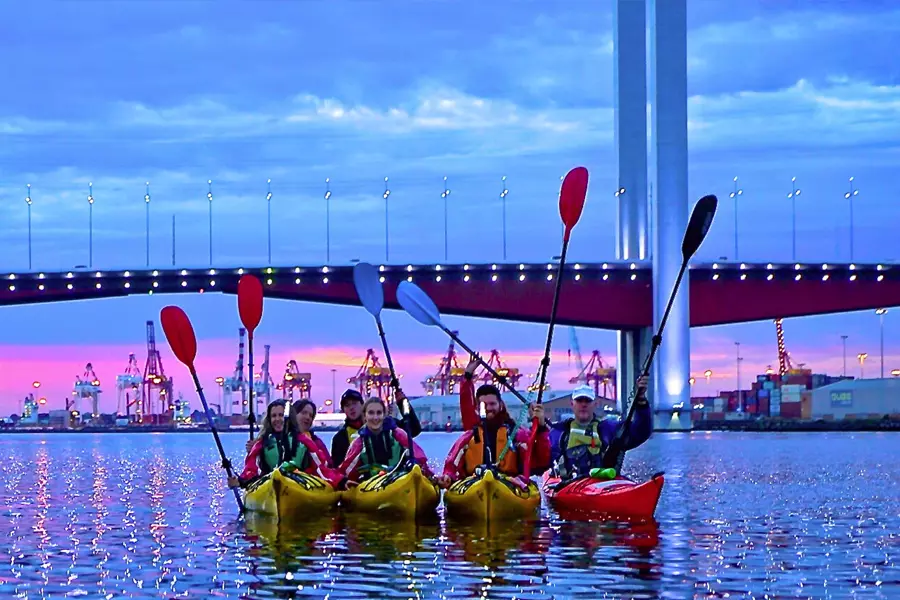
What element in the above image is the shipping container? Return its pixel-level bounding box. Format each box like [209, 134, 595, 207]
[713, 397, 725, 412]
[759, 398, 770, 416]
[801, 395, 812, 419]
[780, 402, 802, 419]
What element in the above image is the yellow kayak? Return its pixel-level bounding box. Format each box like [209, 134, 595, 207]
[242, 468, 339, 521]
[444, 467, 541, 522]
[341, 463, 439, 518]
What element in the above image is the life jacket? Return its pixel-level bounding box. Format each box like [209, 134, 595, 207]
[463, 422, 518, 476]
[359, 429, 404, 478]
[261, 432, 294, 474]
[555, 418, 604, 479]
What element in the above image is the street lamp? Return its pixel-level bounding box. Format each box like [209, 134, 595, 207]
[729, 177, 743, 261]
[144, 182, 151, 267]
[215, 376, 225, 415]
[207, 180, 213, 266]
[787, 177, 801, 262]
[331, 368, 337, 411]
[857, 352, 868, 379]
[891, 369, 900, 377]
[735, 342, 743, 412]
[33, 381, 41, 389]
[383, 177, 391, 262]
[25, 184, 32, 270]
[876, 309, 887, 378]
[266, 179, 272, 264]
[844, 177, 859, 262]
[841, 335, 848, 376]
[87, 182, 95, 268]
[324, 178, 332, 263]
[704, 369, 713, 383]
[441, 176, 451, 262]
[500, 176, 509, 260]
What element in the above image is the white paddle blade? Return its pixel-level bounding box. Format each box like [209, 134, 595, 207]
[353, 262, 384, 316]
[396, 281, 443, 327]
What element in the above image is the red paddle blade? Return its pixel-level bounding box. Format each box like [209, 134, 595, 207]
[237, 274, 264, 333]
[559, 166, 589, 238]
[160, 305, 198, 367]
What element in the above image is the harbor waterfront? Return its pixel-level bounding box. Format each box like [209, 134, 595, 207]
[1, 431, 897, 598]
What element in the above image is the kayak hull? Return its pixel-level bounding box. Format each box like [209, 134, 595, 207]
[543, 473, 664, 520]
[342, 464, 439, 518]
[445, 468, 540, 522]
[242, 469, 339, 520]
[272, 468, 340, 522]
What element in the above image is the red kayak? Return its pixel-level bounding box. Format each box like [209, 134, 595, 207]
[542, 472, 664, 521]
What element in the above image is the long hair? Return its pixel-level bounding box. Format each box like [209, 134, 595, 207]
[256, 400, 298, 456]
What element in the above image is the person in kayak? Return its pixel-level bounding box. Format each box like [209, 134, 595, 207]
[228, 399, 297, 488]
[547, 377, 652, 480]
[331, 388, 422, 465]
[278, 399, 345, 488]
[338, 397, 432, 483]
[435, 356, 550, 489]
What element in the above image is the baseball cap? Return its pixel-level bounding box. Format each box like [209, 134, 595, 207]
[340, 389, 363, 408]
[572, 385, 595, 402]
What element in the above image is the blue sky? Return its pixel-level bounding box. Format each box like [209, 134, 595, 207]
[1, 0, 899, 412]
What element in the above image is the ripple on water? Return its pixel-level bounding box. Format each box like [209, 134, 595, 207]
[0, 431, 899, 598]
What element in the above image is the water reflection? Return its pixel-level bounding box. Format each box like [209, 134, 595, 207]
[0, 432, 897, 598]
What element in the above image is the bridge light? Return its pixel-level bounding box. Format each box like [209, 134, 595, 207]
[322, 266, 329, 273]
[849, 264, 856, 270]
[266, 278, 273, 285]
[210, 280, 216, 286]
[181, 281, 187, 287]
[850, 274, 857, 281]
[519, 274, 525, 281]
[795, 274, 802, 281]
[38, 284, 45, 291]
[877, 264, 883, 271]
[379, 276, 385, 283]
[713, 263, 719, 269]
[66, 272, 73, 278]
[574, 264, 581, 270]
[492, 274, 498, 282]
[491, 264, 497, 270]
[767, 274, 774, 281]
[766, 263, 773, 270]
[631, 274, 637, 281]
[464, 264, 470, 271]
[153, 281, 159, 287]
[602, 263, 608, 269]
[519, 264, 525, 270]
[712, 274, 719, 280]
[406, 265, 413, 272]
[547, 273, 553, 281]
[878, 275, 884, 282]
[294, 278, 300, 284]
[822, 264, 828, 270]
[181, 269, 188, 275]
[603, 274, 609, 281]
[435, 265, 442, 271]
[435, 275, 441, 282]
[38, 273, 45, 279]
[407, 276, 413, 282]
[822, 274, 829, 281]
[547, 263, 553, 270]
[740, 263, 746, 270]
[379, 265, 385, 272]
[740, 274, 747, 281]
[124, 282, 130, 288]
[464, 274, 470, 282]
[630, 263, 636, 270]
[8, 285, 14, 291]
[67, 283, 73, 290]
[794, 264, 802, 270]
[575, 273, 581, 281]
[238, 268, 244, 274]
[323, 277, 329, 284]
[96, 283, 101, 289]
[95, 271, 101, 278]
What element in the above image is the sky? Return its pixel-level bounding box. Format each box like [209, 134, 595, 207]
[1, 0, 899, 414]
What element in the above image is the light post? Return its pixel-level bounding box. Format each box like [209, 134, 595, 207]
[266, 179, 272, 264]
[500, 176, 509, 260]
[735, 342, 742, 412]
[441, 176, 451, 262]
[144, 182, 151, 266]
[729, 176, 742, 260]
[87, 182, 94, 268]
[331, 369, 336, 410]
[383, 177, 391, 262]
[841, 334, 848, 376]
[25, 184, 32, 270]
[324, 178, 331, 263]
[207, 180, 213, 266]
[704, 369, 712, 384]
[857, 352, 868, 379]
[844, 177, 859, 262]
[787, 177, 801, 262]
[876, 309, 887, 378]
[215, 376, 225, 415]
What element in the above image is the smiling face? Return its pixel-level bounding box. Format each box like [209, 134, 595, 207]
[364, 401, 385, 432]
[296, 404, 315, 433]
[269, 404, 286, 432]
[481, 394, 501, 420]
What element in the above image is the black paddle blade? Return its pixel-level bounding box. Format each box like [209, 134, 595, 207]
[682, 194, 718, 261]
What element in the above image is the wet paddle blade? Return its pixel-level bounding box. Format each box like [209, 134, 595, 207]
[560, 166, 589, 236]
[397, 281, 443, 327]
[160, 306, 198, 367]
[237, 274, 264, 333]
[352, 262, 385, 316]
[682, 194, 718, 262]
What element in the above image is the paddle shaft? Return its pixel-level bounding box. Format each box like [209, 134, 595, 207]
[373, 315, 415, 450]
[247, 334, 256, 440]
[189, 366, 245, 512]
[534, 236, 571, 405]
[603, 258, 689, 469]
[442, 327, 530, 405]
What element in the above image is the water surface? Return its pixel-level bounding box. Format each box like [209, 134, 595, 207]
[1, 431, 897, 598]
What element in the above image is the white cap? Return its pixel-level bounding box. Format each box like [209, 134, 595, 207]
[572, 385, 595, 401]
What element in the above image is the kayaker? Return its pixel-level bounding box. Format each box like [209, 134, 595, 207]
[435, 357, 550, 489]
[228, 399, 297, 488]
[279, 399, 344, 488]
[338, 397, 433, 483]
[331, 388, 422, 465]
[547, 377, 652, 480]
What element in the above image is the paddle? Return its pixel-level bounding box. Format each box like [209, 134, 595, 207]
[238, 274, 264, 440]
[160, 305, 245, 513]
[396, 281, 530, 406]
[524, 166, 589, 478]
[601, 194, 718, 471]
[352, 262, 414, 457]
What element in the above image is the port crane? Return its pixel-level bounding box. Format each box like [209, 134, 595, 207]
[143, 320, 173, 421]
[222, 328, 247, 417]
[74, 362, 102, 421]
[348, 349, 394, 403]
[116, 353, 143, 421]
[253, 344, 276, 408]
[567, 327, 616, 399]
[774, 318, 811, 377]
[280, 359, 311, 402]
[421, 335, 466, 395]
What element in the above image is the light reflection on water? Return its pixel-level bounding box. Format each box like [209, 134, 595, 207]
[0, 431, 897, 598]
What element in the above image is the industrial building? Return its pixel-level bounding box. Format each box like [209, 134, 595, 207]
[809, 378, 900, 420]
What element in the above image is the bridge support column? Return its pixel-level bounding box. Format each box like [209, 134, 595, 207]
[613, 0, 653, 416]
[649, 0, 691, 429]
